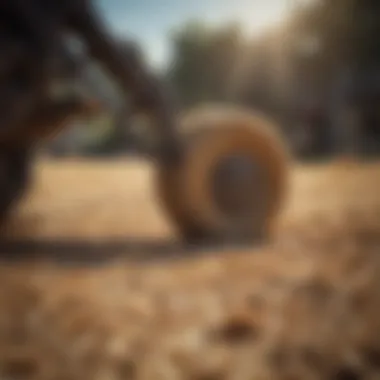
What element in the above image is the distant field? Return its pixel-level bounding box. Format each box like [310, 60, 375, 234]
[0, 158, 379, 380]
[6, 158, 380, 240]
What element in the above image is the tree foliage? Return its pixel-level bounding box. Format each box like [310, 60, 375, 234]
[50, 0, 380, 157]
[167, 20, 244, 108]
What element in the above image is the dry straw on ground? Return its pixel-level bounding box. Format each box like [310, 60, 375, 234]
[0, 158, 379, 380]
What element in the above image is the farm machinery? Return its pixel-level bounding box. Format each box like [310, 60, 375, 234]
[0, 0, 290, 244]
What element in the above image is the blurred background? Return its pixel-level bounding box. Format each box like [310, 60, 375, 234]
[45, 0, 380, 161]
[1, 3, 380, 379]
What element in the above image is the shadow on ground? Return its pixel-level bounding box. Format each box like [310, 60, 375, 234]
[0, 236, 266, 266]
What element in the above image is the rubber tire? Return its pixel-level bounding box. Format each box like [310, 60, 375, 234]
[155, 104, 290, 243]
[0, 147, 33, 226]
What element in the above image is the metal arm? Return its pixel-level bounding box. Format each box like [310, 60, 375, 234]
[67, 0, 183, 162]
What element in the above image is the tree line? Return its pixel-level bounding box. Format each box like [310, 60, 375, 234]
[48, 0, 380, 159]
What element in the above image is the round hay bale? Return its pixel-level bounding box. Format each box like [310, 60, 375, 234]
[156, 104, 291, 243]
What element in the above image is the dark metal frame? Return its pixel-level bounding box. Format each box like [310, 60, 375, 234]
[0, 0, 182, 163]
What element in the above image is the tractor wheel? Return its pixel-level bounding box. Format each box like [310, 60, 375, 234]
[156, 104, 290, 244]
[0, 147, 33, 226]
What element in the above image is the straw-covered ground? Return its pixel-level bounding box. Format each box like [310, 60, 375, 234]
[0, 158, 379, 380]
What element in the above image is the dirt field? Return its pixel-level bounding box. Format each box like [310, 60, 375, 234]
[0, 158, 379, 380]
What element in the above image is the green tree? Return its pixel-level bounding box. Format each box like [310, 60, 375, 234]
[167, 20, 244, 108]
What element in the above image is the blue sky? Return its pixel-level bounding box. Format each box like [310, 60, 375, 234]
[96, 0, 293, 69]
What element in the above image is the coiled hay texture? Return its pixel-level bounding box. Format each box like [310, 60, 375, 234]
[156, 104, 290, 242]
